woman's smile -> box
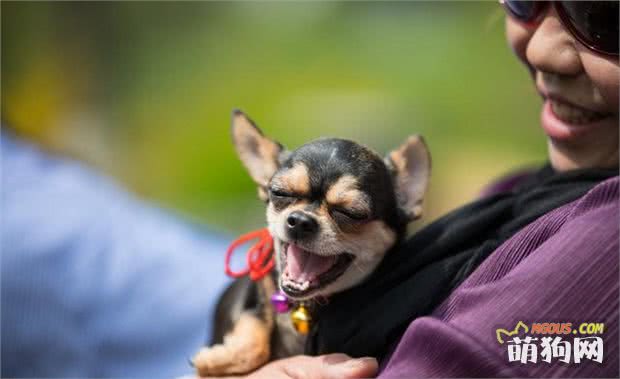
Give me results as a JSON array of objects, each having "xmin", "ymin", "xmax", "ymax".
[
  {"xmin": 541, "ymin": 98, "xmax": 615, "ymax": 141},
  {"xmin": 549, "ymin": 98, "xmax": 610, "ymax": 125},
  {"xmin": 535, "ymin": 71, "xmax": 617, "ymax": 143}
]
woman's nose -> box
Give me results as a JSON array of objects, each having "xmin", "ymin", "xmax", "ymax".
[{"xmin": 525, "ymin": 9, "xmax": 583, "ymax": 76}]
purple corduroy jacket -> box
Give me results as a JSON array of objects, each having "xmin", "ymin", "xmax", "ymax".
[{"xmin": 378, "ymin": 174, "xmax": 619, "ymax": 378}]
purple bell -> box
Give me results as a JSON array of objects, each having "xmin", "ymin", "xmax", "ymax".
[{"xmin": 271, "ymin": 290, "xmax": 291, "ymax": 313}]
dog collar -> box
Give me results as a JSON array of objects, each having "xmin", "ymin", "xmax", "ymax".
[
  {"xmin": 224, "ymin": 228, "xmax": 274, "ymax": 281},
  {"xmin": 271, "ymin": 290, "xmax": 311, "ymax": 335},
  {"xmin": 223, "ymin": 228, "xmax": 311, "ymax": 335}
]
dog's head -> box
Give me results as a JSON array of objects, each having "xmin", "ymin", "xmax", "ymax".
[{"xmin": 231, "ymin": 110, "xmax": 430, "ymax": 300}]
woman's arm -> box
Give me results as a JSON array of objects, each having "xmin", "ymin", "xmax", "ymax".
[{"xmin": 379, "ymin": 177, "xmax": 619, "ymax": 378}]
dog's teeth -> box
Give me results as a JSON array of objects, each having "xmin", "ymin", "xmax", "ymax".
[{"xmin": 282, "ymin": 277, "xmax": 313, "ymax": 291}]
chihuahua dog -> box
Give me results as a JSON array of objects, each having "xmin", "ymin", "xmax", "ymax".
[{"xmin": 192, "ymin": 110, "xmax": 430, "ymax": 376}]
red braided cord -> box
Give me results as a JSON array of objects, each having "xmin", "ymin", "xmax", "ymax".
[{"xmin": 224, "ymin": 228, "xmax": 275, "ymax": 281}]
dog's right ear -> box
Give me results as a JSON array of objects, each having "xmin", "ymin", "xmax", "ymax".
[
  {"xmin": 231, "ymin": 109, "xmax": 288, "ymax": 201},
  {"xmin": 384, "ymin": 135, "xmax": 431, "ymax": 221}
]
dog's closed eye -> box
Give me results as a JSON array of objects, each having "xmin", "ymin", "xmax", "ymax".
[
  {"xmin": 269, "ymin": 188, "xmax": 298, "ymax": 210},
  {"xmin": 270, "ymin": 188, "xmax": 294, "ymax": 198},
  {"xmin": 330, "ymin": 207, "xmax": 369, "ymax": 222}
]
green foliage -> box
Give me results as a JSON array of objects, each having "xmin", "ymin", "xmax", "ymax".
[{"xmin": 2, "ymin": 2, "xmax": 546, "ymax": 233}]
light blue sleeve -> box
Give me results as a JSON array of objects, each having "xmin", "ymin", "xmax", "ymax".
[{"xmin": 1, "ymin": 131, "xmax": 240, "ymax": 378}]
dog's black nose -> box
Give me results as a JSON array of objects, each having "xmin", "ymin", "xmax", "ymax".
[{"xmin": 286, "ymin": 211, "xmax": 319, "ymax": 240}]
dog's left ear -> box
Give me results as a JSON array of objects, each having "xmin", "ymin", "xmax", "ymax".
[
  {"xmin": 385, "ymin": 135, "xmax": 431, "ymax": 221},
  {"xmin": 231, "ymin": 109, "xmax": 288, "ymax": 201}
]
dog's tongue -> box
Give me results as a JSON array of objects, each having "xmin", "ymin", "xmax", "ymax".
[{"xmin": 286, "ymin": 244, "xmax": 335, "ymax": 282}]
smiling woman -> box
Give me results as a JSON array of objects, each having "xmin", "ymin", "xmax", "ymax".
[{"xmin": 504, "ymin": 0, "xmax": 619, "ymax": 171}]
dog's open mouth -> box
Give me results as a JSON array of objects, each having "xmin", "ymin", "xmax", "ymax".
[{"xmin": 280, "ymin": 243, "xmax": 354, "ymax": 298}]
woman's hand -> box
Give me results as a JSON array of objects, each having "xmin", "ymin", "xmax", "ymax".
[
  {"xmin": 190, "ymin": 353, "xmax": 378, "ymax": 379},
  {"xmin": 247, "ymin": 354, "xmax": 378, "ymax": 379},
  {"xmin": 192, "ymin": 354, "xmax": 378, "ymax": 379}
]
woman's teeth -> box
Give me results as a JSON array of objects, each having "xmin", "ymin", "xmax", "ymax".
[{"xmin": 550, "ymin": 99, "xmax": 608, "ymax": 124}]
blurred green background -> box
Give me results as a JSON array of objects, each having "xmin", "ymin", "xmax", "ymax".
[{"xmin": 2, "ymin": 1, "xmax": 546, "ymax": 235}]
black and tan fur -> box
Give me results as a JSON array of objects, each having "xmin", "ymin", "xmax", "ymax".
[{"xmin": 192, "ymin": 110, "xmax": 431, "ymax": 376}]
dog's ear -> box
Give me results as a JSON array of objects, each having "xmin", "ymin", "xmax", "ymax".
[
  {"xmin": 231, "ymin": 109, "xmax": 288, "ymax": 201},
  {"xmin": 385, "ymin": 135, "xmax": 431, "ymax": 221}
]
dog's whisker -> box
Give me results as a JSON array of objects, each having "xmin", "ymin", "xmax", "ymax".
[{"xmin": 352, "ymin": 259, "xmax": 365, "ymax": 274}]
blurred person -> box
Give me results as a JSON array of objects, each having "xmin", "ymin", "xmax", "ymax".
[
  {"xmin": 229, "ymin": 2, "xmax": 619, "ymax": 378},
  {"xmin": 1, "ymin": 128, "xmax": 238, "ymax": 377}
]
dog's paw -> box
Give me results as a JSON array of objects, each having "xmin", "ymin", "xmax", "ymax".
[{"xmin": 192, "ymin": 313, "xmax": 271, "ymax": 377}]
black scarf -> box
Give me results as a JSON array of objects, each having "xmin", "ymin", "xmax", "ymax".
[{"xmin": 305, "ymin": 164, "xmax": 617, "ymax": 359}]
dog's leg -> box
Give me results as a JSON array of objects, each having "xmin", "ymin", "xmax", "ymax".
[
  {"xmin": 192, "ymin": 312, "xmax": 271, "ymax": 376},
  {"xmin": 193, "ymin": 277, "xmax": 276, "ymax": 376}
]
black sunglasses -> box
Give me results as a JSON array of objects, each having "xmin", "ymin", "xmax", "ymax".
[{"xmin": 500, "ymin": 0, "xmax": 619, "ymax": 57}]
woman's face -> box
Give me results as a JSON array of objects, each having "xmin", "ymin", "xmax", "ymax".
[{"xmin": 505, "ymin": 4, "xmax": 619, "ymax": 171}]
